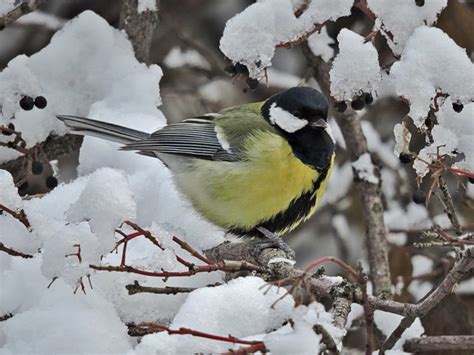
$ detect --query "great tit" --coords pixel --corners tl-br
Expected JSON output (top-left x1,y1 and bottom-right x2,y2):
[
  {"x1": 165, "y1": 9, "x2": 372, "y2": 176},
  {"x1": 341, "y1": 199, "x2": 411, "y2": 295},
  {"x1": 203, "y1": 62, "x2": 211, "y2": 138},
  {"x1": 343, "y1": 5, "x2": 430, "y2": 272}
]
[{"x1": 57, "y1": 87, "x2": 335, "y2": 243}]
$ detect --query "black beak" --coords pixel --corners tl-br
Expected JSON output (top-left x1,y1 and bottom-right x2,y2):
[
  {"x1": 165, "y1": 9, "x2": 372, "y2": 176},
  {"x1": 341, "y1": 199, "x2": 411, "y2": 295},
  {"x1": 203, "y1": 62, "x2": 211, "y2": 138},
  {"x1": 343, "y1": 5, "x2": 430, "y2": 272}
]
[{"x1": 310, "y1": 118, "x2": 328, "y2": 129}]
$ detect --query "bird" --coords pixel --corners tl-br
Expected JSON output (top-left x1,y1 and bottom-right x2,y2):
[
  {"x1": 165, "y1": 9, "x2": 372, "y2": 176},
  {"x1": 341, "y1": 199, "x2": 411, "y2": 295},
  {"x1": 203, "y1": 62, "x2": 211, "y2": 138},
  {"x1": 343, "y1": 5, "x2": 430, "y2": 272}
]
[{"x1": 57, "y1": 86, "x2": 335, "y2": 257}]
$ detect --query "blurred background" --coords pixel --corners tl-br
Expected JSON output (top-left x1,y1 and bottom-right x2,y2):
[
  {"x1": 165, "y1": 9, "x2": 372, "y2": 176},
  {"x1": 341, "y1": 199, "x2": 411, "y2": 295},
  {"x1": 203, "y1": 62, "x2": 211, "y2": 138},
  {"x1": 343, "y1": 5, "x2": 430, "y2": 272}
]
[{"x1": 1, "y1": 1, "x2": 473, "y2": 351}]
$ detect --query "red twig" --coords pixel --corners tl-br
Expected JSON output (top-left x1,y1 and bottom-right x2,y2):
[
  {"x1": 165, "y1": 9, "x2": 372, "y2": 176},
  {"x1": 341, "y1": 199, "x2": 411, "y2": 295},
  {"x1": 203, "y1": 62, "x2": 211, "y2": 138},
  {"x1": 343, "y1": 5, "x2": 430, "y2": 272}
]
[
  {"x1": 134, "y1": 322, "x2": 265, "y2": 349},
  {"x1": 447, "y1": 168, "x2": 474, "y2": 180},
  {"x1": 172, "y1": 236, "x2": 213, "y2": 265},
  {"x1": 304, "y1": 256, "x2": 358, "y2": 280},
  {"x1": 0, "y1": 203, "x2": 31, "y2": 229}
]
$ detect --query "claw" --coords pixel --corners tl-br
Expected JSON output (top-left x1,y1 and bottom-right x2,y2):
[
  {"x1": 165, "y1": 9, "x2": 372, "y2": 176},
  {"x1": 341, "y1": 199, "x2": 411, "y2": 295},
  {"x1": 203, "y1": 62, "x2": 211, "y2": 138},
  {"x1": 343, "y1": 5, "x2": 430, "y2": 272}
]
[{"x1": 250, "y1": 227, "x2": 296, "y2": 260}]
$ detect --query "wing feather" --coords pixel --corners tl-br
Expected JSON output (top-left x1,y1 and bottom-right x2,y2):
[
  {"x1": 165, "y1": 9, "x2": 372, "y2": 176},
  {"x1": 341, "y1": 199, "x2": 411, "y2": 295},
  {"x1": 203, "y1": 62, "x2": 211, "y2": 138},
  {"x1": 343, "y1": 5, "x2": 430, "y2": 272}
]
[{"x1": 121, "y1": 117, "x2": 237, "y2": 161}]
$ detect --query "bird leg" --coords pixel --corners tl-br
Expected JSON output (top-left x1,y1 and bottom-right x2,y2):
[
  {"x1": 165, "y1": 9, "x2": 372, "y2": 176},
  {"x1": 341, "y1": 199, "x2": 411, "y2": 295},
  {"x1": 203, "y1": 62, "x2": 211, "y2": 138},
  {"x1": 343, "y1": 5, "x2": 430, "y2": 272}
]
[{"x1": 249, "y1": 227, "x2": 296, "y2": 260}]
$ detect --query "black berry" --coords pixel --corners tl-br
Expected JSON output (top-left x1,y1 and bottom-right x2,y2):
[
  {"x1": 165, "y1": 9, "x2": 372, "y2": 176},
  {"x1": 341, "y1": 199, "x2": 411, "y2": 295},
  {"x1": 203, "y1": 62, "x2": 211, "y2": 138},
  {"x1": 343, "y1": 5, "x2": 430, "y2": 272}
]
[
  {"x1": 34, "y1": 96, "x2": 47, "y2": 109},
  {"x1": 19, "y1": 96, "x2": 34, "y2": 111},
  {"x1": 45, "y1": 176, "x2": 58, "y2": 189},
  {"x1": 415, "y1": 0, "x2": 425, "y2": 6},
  {"x1": 399, "y1": 153, "x2": 413, "y2": 164},
  {"x1": 18, "y1": 181, "x2": 29, "y2": 196},
  {"x1": 364, "y1": 93, "x2": 374, "y2": 105},
  {"x1": 31, "y1": 161, "x2": 43, "y2": 175},
  {"x1": 2, "y1": 123, "x2": 14, "y2": 136},
  {"x1": 234, "y1": 63, "x2": 248, "y2": 74},
  {"x1": 412, "y1": 189, "x2": 426, "y2": 204},
  {"x1": 351, "y1": 96, "x2": 365, "y2": 110},
  {"x1": 334, "y1": 101, "x2": 347, "y2": 113},
  {"x1": 452, "y1": 102, "x2": 463, "y2": 113},
  {"x1": 224, "y1": 64, "x2": 237, "y2": 76},
  {"x1": 468, "y1": 177, "x2": 474, "y2": 184},
  {"x1": 246, "y1": 78, "x2": 259, "y2": 90}
]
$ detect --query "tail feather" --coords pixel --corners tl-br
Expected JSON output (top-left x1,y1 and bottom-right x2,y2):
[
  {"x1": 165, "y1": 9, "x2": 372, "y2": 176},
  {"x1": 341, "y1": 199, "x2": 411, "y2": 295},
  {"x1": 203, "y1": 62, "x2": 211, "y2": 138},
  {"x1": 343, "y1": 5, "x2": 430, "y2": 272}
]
[{"x1": 56, "y1": 115, "x2": 149, "y2": 145}]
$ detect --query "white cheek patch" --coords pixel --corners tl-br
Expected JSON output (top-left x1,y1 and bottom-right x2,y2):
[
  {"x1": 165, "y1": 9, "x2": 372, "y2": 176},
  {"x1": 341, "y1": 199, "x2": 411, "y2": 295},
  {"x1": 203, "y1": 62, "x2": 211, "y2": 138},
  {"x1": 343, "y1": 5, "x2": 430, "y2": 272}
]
[{"x1": 269, "y1": 103, "x2": 308, "y2": 133}]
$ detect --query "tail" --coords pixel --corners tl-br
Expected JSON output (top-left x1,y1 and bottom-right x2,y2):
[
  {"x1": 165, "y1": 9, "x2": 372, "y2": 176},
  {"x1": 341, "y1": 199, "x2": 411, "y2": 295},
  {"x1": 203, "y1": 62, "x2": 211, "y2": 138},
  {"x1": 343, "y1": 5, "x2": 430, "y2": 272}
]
[{"x1": 56, "y1": 115, "x2": 150, "y2": 144}]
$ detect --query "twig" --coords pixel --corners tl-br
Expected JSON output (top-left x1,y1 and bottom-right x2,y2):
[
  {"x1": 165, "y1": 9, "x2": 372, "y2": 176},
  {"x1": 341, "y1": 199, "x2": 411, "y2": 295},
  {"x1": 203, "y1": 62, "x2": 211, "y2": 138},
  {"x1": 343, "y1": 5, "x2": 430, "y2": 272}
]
[
  {"x1": 302, "y1": 43, "x2": 392, "y2": 298},
  {"x1": 0, "y1": 203, "x2": 31, "y2": 229},
  {"x1": 224, "y1": 342, "x2": 267, "y2": 354},
  {"x1": 313, "y1": 324, "x2": 339, "y2": 353},
  {"x1": 438, "y1": 176, "x2": 462, "y2": 235},
  {"x1": 119, "y1": 0, "x2": 160, "y2": 63},
  {"x1": 403, "y1": 335, "x2": 474, "y2": 352},
  {"x1": 90, "y1": 259, "x2": 264, "y2": 278},
  {"x1": 0, "y1": 313, "x2": 13, "y2": 322},
  {"x1": 0, "y1": 242, "x2": 33, "y2": 259},
  {"x1": 304, "y1": 256, "x2": 358, "y2": 280},
  {"x1": 0, "y1": 0, "x2": 44, "y2": 30},
  {"x1": 172, "y1": 236, "x2": 213, "y2": 265},
  {"x1": 131, "y1": 322, "x2": 266, "y2": 349},
  {"x1": 379, "y1": 250, "x2": 474, "y2": 353},
  {"x1": 125, "y1": 280, "x2": 221, "y2": 295}
]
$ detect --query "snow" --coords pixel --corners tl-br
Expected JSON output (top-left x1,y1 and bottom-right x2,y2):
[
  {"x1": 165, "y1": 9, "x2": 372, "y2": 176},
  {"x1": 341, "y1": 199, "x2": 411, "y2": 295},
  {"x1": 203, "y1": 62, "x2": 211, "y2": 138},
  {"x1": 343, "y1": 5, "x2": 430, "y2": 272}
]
[
  {"x1": 330, "y1": 29, "x2": 381, "y2": 101},
  {"x1": 137, "y1": 0, "x2": 157, "y2": 13},
  {"x1": 164, "y1": 46, "x2": 211, "y2": 70},
  {"x1": 0, "y1": 0, "x2": 15, "y2": 16},
  {"x1": 220, "y1": 0, "x2": 353, "y2": 78},
  {"x1": 367, "y1": 0, "x2": 447, "y2": 55},
  {"x1": 0, "y1": 10, "x2": 164, "y2": 162},
  {"x1": 393, "y1": 123, "x2": 412, "y2": 157},
  {"x1": 374, "y1": 311, "x2": 424, "y2": 350},
  {"x1": 351, "y1": 153, "x2": 379, "y2": 185},
  {"x1": 307, "y1": 26, "x2": 334, "y2": 62},
  {"x1": 391, "y1": 26, "x2": 474, "y2": 128},
  {"x1": 67, "y1": 168, "x2": 136, "y2": 252},
  {"x1": 135, "y1": 277, "x2": 295, "y2": 353}
]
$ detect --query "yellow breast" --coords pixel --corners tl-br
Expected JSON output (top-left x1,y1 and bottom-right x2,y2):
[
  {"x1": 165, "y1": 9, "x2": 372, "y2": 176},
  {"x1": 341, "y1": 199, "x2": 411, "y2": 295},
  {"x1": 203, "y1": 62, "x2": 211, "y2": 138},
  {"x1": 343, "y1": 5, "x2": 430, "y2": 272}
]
[{"x1": 178, "y1": 130, "x2": 327, "y2": 234}]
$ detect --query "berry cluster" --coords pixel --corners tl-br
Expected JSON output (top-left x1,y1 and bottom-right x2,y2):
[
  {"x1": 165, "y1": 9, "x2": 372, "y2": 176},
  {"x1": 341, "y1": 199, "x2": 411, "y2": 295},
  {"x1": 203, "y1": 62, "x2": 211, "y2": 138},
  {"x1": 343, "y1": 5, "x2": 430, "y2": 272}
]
[
  {"x1": 334, "y1": 93, "x2": 373, "y2": 113},
  {"x1": 19, "y1": 95, "x2": 47, "y2": 111}
]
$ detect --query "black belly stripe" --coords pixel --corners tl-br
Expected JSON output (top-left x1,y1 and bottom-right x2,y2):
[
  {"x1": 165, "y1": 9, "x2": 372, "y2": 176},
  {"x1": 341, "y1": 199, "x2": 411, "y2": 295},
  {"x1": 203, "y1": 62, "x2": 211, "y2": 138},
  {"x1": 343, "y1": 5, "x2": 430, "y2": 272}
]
[{"x1": 229, "y1": 164, "x2": 331, "y2": 238}]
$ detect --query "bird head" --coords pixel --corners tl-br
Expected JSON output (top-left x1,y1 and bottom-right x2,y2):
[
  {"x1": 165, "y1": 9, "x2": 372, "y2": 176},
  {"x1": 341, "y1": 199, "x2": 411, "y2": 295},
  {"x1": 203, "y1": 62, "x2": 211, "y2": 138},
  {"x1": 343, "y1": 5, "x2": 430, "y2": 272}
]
[{"x1": 261, "y1": 87, "x2": 334, "y2": 170}]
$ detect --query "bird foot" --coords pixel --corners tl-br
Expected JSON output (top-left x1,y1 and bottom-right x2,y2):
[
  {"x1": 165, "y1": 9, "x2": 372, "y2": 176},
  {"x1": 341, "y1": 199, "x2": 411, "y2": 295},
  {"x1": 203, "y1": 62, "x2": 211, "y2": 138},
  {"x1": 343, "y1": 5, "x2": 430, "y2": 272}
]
[{"x1": 250, "y1": 227, "x2": 296, "y2": 260}]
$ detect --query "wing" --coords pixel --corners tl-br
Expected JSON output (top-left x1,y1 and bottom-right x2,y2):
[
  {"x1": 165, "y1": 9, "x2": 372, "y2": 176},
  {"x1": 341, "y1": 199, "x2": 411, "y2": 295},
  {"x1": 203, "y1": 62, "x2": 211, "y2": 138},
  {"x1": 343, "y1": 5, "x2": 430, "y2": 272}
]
[{"x1": 121, "y1": 115, "x2": 238, "y2": 161}]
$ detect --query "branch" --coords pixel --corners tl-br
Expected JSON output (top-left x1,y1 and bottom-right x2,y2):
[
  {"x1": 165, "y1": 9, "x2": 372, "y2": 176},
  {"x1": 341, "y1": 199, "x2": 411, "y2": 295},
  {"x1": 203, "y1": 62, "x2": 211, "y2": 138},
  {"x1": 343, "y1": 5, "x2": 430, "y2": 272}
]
[
  {"x1": 0, "y1": 204, "x2": 31, "y2": 229},
  {"x1": 0, "y1": 313, "x2": 13, "y2": 322},
  {"x1": 119, "y1": 0, "x2": 160, "y2": 64},
  {"x1": 129, "y1": 322, "x2": 266, "y2": 351},
  {"x1": 0, "y1": 0, "x2": 44, "y2": 30},
  {"x1": 302, "y1": 43, "x2": 392, "y2": 298},
  {"x1": 125, "y1": 280, "x2": 220, "y2": 295},
  {"x1": 0, "y1": 242, "x2": 33, "y2": 259},
  {"x1": 438, "y1": 176, "x2": 462, "y2": 235},
  {"x1": 0, "y1": 134, "x2": 83, "y2": 177},
  {"x1": 403, "y1": 336, "x2": 474, "y2": 352},
  {"x1": 90, "y1": 259, "x2": 263, "y2": 278},
  {"x1": 380, "y1": 250, "x2": 474, "y2": 352}
]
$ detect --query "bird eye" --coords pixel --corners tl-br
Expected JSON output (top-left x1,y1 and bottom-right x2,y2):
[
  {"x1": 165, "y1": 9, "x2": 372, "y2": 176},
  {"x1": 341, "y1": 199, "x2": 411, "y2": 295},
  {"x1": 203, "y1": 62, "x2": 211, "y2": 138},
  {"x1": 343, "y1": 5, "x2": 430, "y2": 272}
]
[{"x1": 292, "y1": 110, "x2": 303, "y2": 118}]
